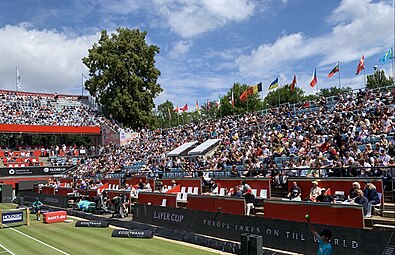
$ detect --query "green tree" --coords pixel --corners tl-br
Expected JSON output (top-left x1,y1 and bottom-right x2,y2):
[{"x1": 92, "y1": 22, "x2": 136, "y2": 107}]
[
  {"x1": 83, "y1": 28, "x2": 163, "y2": 129},
  {"x1": 366, "y1": 70, "x2": 394, "y2": 89},
  {"x1": 319, "y1": 86, "x2": 352, "y2": 97},
  {"x1": 216, "y1": 83, "x2": 262, "y2": 116},
  {"x1": 263, "y1": 84, "x2": 305, "y2": 108}
]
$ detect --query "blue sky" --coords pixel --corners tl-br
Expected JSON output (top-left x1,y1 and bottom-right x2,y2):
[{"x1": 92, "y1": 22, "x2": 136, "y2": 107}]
[{"x1": 0, "y1": 0, "x2": 393, "y2": 108}]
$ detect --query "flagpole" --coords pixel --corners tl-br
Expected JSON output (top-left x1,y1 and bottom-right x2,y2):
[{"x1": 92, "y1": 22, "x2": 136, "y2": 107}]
[
  {"x1": 363, "y1": 68, "x2": 366, "y2": 86},
  {"x1": 338, "y1": 61, "x2": 341, "y2": 89},
  {"x1": 261, "y1": 87, "x2": 264, "y2": 115},
  {"x1": 15, "y1": 67, "x2": 18, "y2": 92},
  {"x1": 247, "y1": 94, "x2": 249, "y2": 113},
  {"x1": 81, "y1": 73, "x2": 84, "y2": 96},
  {"x1": 277, "y1": 87, "x2": 280, "y2": 108}
]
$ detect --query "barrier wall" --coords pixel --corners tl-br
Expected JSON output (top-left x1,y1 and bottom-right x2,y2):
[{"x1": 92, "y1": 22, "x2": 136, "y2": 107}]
[
  {"x1": 214, "y1": 178, "x2": 271, "y2": 198},
  {"x1": 288, "y1": 177, "x2": 383, "y2": 203},
  {"x1": 263, "y1": 200, "x2": 365, "y2": 229},
  {"x1": 138, "y1": 192, "x2": 177, "y2": 208},
  {"x1": 161, "y1": 178, "x2": 202, "y2": 194},
  {"x1": 187, "y1": 195, "x2": 246, "y2": 215},
  {"x1": 134, "y1": 204, "x2": 393, "y2": 255},
  {"x1": 0, "y1": 124, "x2": 100, "y2": 134}
]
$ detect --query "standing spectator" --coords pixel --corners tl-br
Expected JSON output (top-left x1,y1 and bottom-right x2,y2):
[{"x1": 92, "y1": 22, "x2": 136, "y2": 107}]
[{"x1": 363, "y1": 181, "x2": 380, "y2": 217}]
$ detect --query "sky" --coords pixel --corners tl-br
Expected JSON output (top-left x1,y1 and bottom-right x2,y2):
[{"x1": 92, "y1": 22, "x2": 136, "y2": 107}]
[{"x1": 0, "y1": 0, "x2": 394, "y2": 108}]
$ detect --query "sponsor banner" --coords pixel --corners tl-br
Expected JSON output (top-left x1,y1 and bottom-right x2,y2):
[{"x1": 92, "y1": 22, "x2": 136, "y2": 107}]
[
  {"x1": 2, "y1": 211, "x2": 23, "y2": 224},
  {"x1": 133, "y1": 204, "x2": 393, "y2": 255},
  {"x1": 43, "y1": 211, "x2": 67, "y2": 224},
  {"x1": 120, "y1": 131, "x2": 139, "y2": 145},
  {"x1": 0, "y1": 166, "x2": 71, "y2": 177},
  {"x1": 75, "y1": 221, "x2": 109, "y2": 228},
  {"x1": 19, "y1": 191, "x2": 69, "y2": 208},
  {"x1": 111, "y1": 229, "x2": 153, "y2": 238}
]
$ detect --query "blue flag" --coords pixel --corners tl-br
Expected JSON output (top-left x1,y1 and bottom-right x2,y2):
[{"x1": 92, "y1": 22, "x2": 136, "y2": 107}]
[{"x1": 379, "y1": 47, "x2": 393, "y2": 63}]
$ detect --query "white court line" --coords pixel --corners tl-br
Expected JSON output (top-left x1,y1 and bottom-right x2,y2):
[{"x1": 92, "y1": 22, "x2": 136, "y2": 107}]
[
  {"x1": 0, "y1": 244, "x2": 15, "y2": 255},
  {"x1": 6, "y1": 227, "x2": 70, "y2": 255}
]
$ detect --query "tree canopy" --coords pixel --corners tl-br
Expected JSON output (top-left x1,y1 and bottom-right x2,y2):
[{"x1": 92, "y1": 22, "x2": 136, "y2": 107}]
[
  {"x1": 366, "y1": 70, "x2": 394, "y2": 89},
  {"x1": 83, "y1": 28, "x2": 163, "y2": 129},
  {"x1": 263, "y1": 84, "x2": 305, "y2": 108}
]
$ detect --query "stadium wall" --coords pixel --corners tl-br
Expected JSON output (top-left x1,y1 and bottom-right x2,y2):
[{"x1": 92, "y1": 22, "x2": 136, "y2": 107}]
[
  {"x1": 133, "y1": 204, "x2": 394, "y2": 255},
  {"x1": 0, "y1": 124, "x2": 101, "y2": 134}
]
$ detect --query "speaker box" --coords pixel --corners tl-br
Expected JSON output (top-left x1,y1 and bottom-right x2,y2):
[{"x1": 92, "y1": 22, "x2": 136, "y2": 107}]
[
  {"x1": 240, "y1": 233, "x2": 251, "y2": 255},
  {"x1": 249, "y1": 235, "x2": 263, "y2": 255}
]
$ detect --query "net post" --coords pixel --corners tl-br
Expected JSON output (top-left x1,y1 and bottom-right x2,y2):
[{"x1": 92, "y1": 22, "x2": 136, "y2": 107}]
[{"x1": 26, "y1": 208, "x2": 30, "y2": 226}]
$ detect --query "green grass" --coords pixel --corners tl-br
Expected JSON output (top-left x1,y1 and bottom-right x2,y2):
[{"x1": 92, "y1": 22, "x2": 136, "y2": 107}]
[{"x1": 0, "y1": 203, "x2": 216, "y2": 255}]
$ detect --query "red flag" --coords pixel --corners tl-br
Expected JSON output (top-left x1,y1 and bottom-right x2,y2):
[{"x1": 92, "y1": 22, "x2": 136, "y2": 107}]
[
  {"x1": 356, "y1": 55, "x2": 365, "y2": 75},
  {"x1": 247, "y1": 86, "x2": 254, "y2": 95},
  {"x1": 174, "y1": 106, "x2": 179, "y2": 113},
  {"x1": 180, "y1": 103, "x2": 188, "y2": 111},
  {"x1": 239, "y1": 89, "x2": 248, "y2": 102},
  {"x1": 310, "y1": 68, "x2": 317, "y2": 88},
  {"x1": 290, "y1": 74, "x2": 296, "y2": 92}
]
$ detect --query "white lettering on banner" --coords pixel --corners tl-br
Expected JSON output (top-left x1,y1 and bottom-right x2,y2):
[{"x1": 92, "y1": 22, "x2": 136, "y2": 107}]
[
  {"x1": 47, "y1": 215, "x2": 66, "y2": 221},
  {"x1": 2, "y1": 212, "x2": 23, "y2": 223},
  {"x1": 153, "y1": 211, "x2": 184, "y2": 223}
]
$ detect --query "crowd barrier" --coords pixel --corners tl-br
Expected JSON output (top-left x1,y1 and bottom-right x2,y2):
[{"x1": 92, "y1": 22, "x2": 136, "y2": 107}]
[
  {"x1": 188, "y1": 195, "x2": 246, "y2": 215},
  {"x1": 214, "y1": 178, "x2": 271, "y2": 198},
  {"x1": 263, "y1": 200, "x2": 365, "y2": 229},
  {"x1": 138, "y1": 192, "x2": 177, "y2": 207}
]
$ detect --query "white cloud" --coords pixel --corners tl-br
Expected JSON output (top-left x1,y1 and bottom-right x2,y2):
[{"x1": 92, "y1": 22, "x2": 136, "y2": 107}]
[
  {"x1": 168, "y1": 40, "x2": 193, "y2": 58},
  {"x1": 0, "y1": 24, "x2": 99, "y2": 94},
  {"x1": 236, "y1": 0, "x2": 394, "y2": 81}
]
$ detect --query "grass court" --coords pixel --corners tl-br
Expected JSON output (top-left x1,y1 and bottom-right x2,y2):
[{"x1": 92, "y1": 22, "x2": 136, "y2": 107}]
[{"x1": 0, "y1": 203, "x2": 218, "y2": 255}]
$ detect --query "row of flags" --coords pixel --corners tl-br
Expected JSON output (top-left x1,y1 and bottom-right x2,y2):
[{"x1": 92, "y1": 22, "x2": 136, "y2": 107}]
[{"x1": 167, "y1": 47, "x2": 393, "y2": 115}]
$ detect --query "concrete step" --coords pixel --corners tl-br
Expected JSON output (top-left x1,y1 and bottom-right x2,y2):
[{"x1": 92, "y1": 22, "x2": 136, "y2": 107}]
[
  {"x1": 384, "y1": 202, "x2": 395, "y2": 211},
  {"x1": 372, "y1": 224, "x2": 395, "y2": 231},
  {"x1": 382, "y1": 210, "x2": 395, "y2": 218},
  {"x1": 364, "y1": 215, "x2": 395, "y2": 228}
]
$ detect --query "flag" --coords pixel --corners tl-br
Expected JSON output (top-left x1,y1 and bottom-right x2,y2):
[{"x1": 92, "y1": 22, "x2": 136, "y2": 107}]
[
  {"x1": 230, "y1": 90, "x2": 234, "y2": 108},
  {"x1": 180, "y1": 103, "x2": 188, "y2": 111},
  {"x1": 327, "y1": 62, "x2": 339, "y2": 78},
  {"x1": 268, "y1": 78, "x2": 279, "y2": 91},
  {"x1": 16, "y1": 67, "x2": 22, "y2": 89},
  {"x1": 216, "y1": 97, "x2": 221, "y2": 108},
  {"x1": 356, "y1": 55, "x2": 365, "y2": 75},
  {"x1": 196, "y1": 101, "x2": 201, "y2": 114},
  {"x1": 290, "y1": 74, "x2": 296, "y2": 93},
  {"x1": 239, "y1": 89, "x2": 248, "y2": 101},
  {"x1": 379, "y1": 47, "x2": 393, "y2": 63},
  {"x1": 174, "y1": 106, "x2": 179, "y2": 113},
  {"x1": 310, "y1": 68, "x2": 317, "y2": 87},
  {"x1": 248, "y1": 82, "x2": 262, "y2": 95}
]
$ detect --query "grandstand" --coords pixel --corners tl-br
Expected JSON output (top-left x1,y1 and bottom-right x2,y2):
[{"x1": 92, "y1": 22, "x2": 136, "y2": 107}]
[{"x1": 1, "y1": 85, "x2": 395, "y2": 255}]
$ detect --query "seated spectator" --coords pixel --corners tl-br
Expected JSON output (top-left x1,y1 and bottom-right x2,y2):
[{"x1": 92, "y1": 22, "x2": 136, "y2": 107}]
[
  {"x1": 307, "y1": 181, "x2": 321, "y2": 202},
  {"x1": 228, "y1": 186, "x2": 242, "y2": 198},
  {"x1": 161, "y1": 185, "x2": 169, "y2": 193},
  {"x1": 347, "y1": 182, "x2": 361, "y2": 201},
  {"x1": 230, "y1": 165, "x2": 239, "y2": 177},
  {"x1": 351, "y1": 189, "x2": 369, "y2": 217},
  {"x1": 287, "y1": 181, "x2": 301, "y2": 201},
  {"x1": 316, "y1": 188, "x2": 335, "y2": 203},
  {"x1": 244, "y1": 188, "x2": 255, "y2": 216}
]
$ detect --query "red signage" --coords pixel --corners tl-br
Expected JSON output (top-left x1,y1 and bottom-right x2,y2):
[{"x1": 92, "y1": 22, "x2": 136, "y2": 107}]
[{"x1": 43, "y1": 211, "x2": 67, "y2": 224}]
